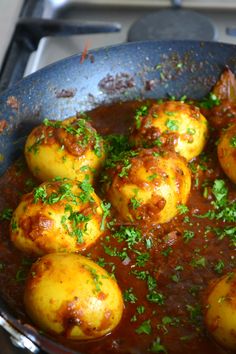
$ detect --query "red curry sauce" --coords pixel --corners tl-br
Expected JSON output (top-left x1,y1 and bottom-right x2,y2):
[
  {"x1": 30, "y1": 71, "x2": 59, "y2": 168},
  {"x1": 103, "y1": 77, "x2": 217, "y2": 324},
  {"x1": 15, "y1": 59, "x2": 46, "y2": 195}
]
[{"x1": 0, "y1": 99, "x2": 235, "y2": 354}]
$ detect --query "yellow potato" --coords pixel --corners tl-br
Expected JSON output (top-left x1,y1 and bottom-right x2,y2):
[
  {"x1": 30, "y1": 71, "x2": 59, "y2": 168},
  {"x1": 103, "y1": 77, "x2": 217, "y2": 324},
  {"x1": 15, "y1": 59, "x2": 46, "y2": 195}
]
[
  {"x1": 25, "y1": 117, "x2": 105, "y2": 182},
  {"x1": 10, "y1": 178, "x2": 104, "y2": 256},
  {"x1": 204, "y1": 270, "x2": 236, "y2": 350},
  {"x1": 105, "y1": 148, "x2": 191, "y2": 224},
  {"x1": 130, "y1": 101, "x2": 208, "y2": 161},
  {"x1": 217, "y1": 123, "x2": 236, "y2": 183},
  {"x1": 24, "y1": 253, "x2": 124, "y2": 339}
]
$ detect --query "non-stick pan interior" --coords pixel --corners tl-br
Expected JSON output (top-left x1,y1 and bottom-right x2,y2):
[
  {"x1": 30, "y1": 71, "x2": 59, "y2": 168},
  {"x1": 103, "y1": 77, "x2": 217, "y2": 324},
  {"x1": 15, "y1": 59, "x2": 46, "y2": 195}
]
[{"x1": 0, "y1": 40, "x2": 236, "y2": 354}]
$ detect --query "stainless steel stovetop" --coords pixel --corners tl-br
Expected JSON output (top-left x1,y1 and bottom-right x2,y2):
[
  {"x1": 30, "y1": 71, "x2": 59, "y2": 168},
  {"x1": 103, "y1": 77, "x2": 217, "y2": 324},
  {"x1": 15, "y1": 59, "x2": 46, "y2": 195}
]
[{"x1": 25, "y1": 0, "x2": 236, "y2": 76}]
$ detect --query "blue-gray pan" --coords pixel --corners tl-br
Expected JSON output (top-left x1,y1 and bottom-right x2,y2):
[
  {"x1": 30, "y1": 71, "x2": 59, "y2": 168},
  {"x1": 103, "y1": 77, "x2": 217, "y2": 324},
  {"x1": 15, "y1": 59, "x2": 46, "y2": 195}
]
[{"x1": 0, "y1": 40, "x2": 236, "y2": 354}]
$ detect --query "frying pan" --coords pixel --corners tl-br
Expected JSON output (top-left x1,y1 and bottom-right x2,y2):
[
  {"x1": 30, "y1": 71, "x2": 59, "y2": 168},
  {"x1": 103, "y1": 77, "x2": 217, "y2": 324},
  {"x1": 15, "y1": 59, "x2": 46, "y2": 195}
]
[{"x1": 0, "y1": 40, "x2": 236, "y2": 354}]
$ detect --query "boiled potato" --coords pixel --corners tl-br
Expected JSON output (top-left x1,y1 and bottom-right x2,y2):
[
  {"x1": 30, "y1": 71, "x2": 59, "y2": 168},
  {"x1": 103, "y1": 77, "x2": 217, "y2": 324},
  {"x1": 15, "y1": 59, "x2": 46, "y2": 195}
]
[
  {"x1": 24, "y1": 253, "x2": 124, "y2": 339},
  {"x1": 217, "y1": 123, "x2": 236, "y2": 183},
  {"x1": 10, "y1": 178, "x2": 104, "y2": 256},
  {"x1": 130, "y1": 101, "x2": 208, "y2": 161},
  {"x1": 25, "y1": 117, "x2": 105, "y2": 182},
  {"x1": 204, "y1": 270, "x2": 236, "y2": 350},
  {"x1": 105, "y1": 148, "x2": 191, "y2": 224}
]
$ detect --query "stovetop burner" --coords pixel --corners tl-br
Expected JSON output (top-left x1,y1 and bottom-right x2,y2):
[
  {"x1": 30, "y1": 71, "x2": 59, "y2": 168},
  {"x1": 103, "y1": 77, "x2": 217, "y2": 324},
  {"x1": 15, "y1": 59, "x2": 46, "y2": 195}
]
[{"x1": 128, "y1": 9, "x2": 217, "y2": 42}]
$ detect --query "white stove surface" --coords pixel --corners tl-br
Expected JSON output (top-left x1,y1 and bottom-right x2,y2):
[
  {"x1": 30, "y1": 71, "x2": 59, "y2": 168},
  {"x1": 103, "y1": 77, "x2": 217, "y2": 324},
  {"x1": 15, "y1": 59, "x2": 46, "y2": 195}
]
[
  {"x1": 24, "y1": 0, "x2": 236, "y2": 76},
  {"x1": 0, "y1": 0, "x2": 23, "y2": 70}
]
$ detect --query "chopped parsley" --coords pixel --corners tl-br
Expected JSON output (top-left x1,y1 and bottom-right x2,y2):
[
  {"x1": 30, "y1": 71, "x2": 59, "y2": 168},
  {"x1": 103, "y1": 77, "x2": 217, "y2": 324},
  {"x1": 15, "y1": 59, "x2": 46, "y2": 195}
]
[
  {"x1": 114, "y1": 226, "x2": 142, "y2": 249},
  {"x1": 198, "y1": 92, "x2": 221, "y2": 109},
  {"x1": 153, "y1": 138, "x2": 162, "y2": 147},
  {"x1": 171, "y1": 274, "x2": 180, "y2": 283},
  {"x1": 11, "y1": 219, "x2": 18, "y2": 231},
  {"x1": 24, "y1": 178, "x2": 37, "y2": 190},
  {"x1": 196, "y1": 179, "x2": 236, "y2": 225},
  {"x1": 43, "y1": 118, "x2": 103, "y2": 157},
  {"x1": 135, "y1": 252, "x2": 150, "y2": 267},
  {"x1": 131, "y1": 269, "x2": 149, "y2": 280},
  {"x1": 157, "y1": 316, "x2": 180, "y2": 334},
  {"x1": 147, "y1": 291, "x2": 165, "y2": 305},
  {"x1": 104, "y1": 134, "x2": 130, "y2": 155},
  {"x1": 85, "y1": 265, "x2": 103, "y2": 293},
  {"x1": 177, "y1": 204, "x2": 189, "y2": 215},
  {"x1": 119, "y1": 159, "x2": 132, "y2": 178},
  {"x1": 78, "y1": 176, "x2": 95, "y2": 203},
  {"x1": 103, "y1": 244, "x2": 128, "y2": 261},
  {"x1": 27, "y1": 133, "x2": 45, "y2": 154},
  {"x1": 147, "y1": 275, "x2": 157, "y2": 291},
  {"x1": 130, "y1": 197, "x2": 141, "y2": 210},
  {"x1": 186, "y1": 128, "x2": 196, "y2": 135},
  {"x1": 123, "y1": 288, "x2": 137, "y2": 303},
  {"x1": 65, "y1": 206, "x2": 90, "y2": 243},
  {"x1": 145, "y1": 238, "x2": 153, "y2": 249},
  {"x1": 191, "y1": 256, "x2": 206, "y2": 268},
  {"x1": 100, "y1": 202, "x2": 111, "y2": 231},
  {"x1": 230, "y1": 136, "x2": 236, "y2": 147},
  {"x1": 165, "y1": 119, "x2": 179, "y2": 131},
  {"x1": 161, "y1": 247, "x2": 173, "y2": 257},
  {"x1": 0, "y1": 208, "x2": 13, "y2": 221},
  {"x1": 135, "y1": 319, "x2": 152, "y2": 335},
  {"x1": 33, "y1": 180, "x2": 78, "y2": 205},
  {"x1": 15, "y1": 268, "x2": 27, "y2": 282},
  {"x1": 186, "y1": 304, "x2": 202, "y2": 325},
  {"x1": 150, "y1": 337, "x2": 167, "y2": 353},
  {"x1": 33, "y1": 185, "x2": 47, "y2": 203},
  {"x1": 134, "y1": 105, "x2": 149, "y2": 129},
  {"x1": 148, "y1": 173, "x2": 158, "y2": 181},
  {"x1": 214, "y1": 259, "x2": 225, "y2": 274},
  {"x1": 0, "y1": 263, "x2": 5, "y2": 271},
  {"x1": 183, "y1": 230, "x2": 195, "y2": 243},
  {"x1": 137, "y1": 305, "x2": 145, "y2": 314}
]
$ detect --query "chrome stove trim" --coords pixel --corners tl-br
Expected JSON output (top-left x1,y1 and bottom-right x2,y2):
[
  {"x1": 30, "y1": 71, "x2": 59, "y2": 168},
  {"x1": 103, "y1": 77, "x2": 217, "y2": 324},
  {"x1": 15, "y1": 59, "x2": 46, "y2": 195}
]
[{"x1": 24, "y1": 1, "x2": 236, "y2": 76}]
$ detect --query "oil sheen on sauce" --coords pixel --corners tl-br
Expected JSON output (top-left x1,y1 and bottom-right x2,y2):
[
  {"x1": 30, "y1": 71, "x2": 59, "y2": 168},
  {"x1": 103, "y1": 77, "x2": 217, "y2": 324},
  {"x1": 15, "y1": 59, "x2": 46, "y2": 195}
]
[{"x1": 0, "y1": 100, "x2": 235, "y2": 354}]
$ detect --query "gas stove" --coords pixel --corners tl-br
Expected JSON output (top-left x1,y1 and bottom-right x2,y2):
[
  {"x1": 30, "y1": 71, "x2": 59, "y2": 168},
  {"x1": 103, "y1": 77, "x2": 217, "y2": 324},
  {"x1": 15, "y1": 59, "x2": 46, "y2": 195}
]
[
  {"x1": 2, "y1": 0, "x2": 236, "y2": 93},
  {"x1": 1, "y1": 0, "x2": 236, "y2": 353}
]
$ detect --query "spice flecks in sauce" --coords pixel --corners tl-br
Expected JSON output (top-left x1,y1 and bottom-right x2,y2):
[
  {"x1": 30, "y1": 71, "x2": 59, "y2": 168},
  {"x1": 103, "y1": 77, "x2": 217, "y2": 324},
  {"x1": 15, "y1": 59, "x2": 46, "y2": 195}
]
[{"x1": 0, "y1": 98, "x2": 235, "y2": 354}]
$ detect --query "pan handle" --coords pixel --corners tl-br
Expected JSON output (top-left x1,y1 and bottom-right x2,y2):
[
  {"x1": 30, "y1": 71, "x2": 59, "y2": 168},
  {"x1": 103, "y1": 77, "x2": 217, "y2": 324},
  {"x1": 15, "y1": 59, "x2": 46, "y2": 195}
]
[
  {"x1": 170, "y1": 0, "x2": 182, "y2": 8},
  {"x1": 0, "y1": 314, "x2": 40, "y2": 353}
]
